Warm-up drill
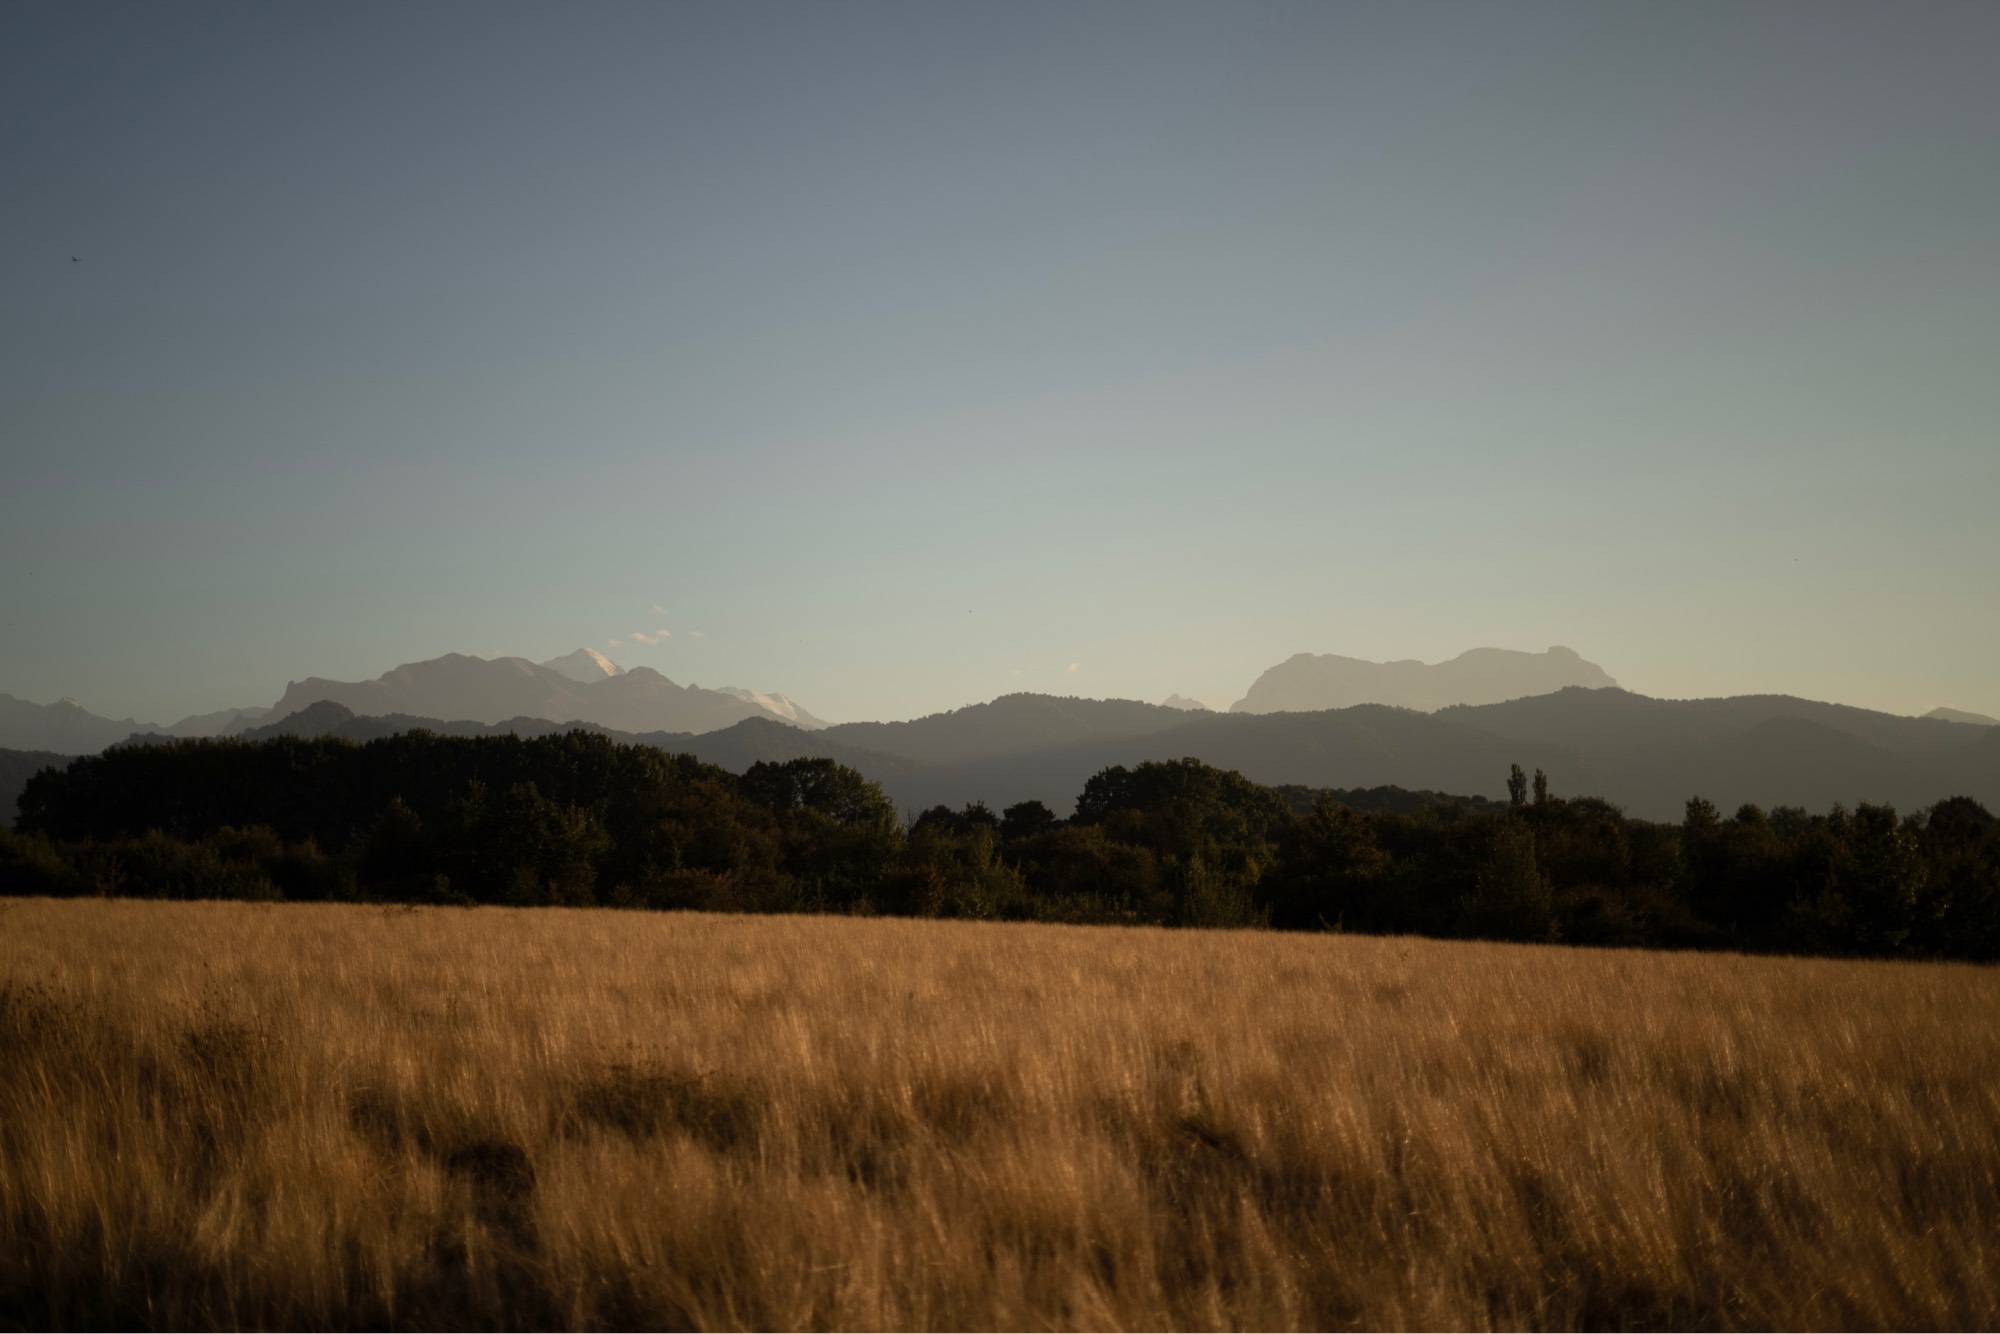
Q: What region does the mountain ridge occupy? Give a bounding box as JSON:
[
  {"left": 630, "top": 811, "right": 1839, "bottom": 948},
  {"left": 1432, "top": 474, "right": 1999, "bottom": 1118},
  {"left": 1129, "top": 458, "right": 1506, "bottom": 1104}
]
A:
[
  {"left": 0, "top": 649, "right": 833, "bottom": 753},
  {"left": 0, "top": 693, "right": 267, "bottom": 753},
  {"left": 258, "top": 651, "right": 842, "bottom": 736},
  {"left": 1233, "top": 646, "right": 1618, "bottom": 713}
]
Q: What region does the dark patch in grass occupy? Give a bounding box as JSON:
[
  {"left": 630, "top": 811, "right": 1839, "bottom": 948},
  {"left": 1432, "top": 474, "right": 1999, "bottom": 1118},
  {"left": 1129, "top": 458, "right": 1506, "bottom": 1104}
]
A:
[
  {"left": 910, "top": 1071, "right": 1011, "bottom": 1143},
  {"left": 1562, "top": 1029, "right": 1615, "bottom": 1086},
  {"left": 179, "top": 1018, "right": 269, "bottom": 1106},
  {"left": 344, "top": 1088, "right": 543, "bottom": 1250},
  {"left": 1665, "top": 1063, "right": 1756, "bottom": 1124},
  {"left": 561, "top": 1062, "right": 763, "bottom": 1155},
  {"left": 442, "top": 1137, "right": 538, "bottom": 1240},
  {"left": 344, "top": 1085, "right": 406, "bottom": 1154}
]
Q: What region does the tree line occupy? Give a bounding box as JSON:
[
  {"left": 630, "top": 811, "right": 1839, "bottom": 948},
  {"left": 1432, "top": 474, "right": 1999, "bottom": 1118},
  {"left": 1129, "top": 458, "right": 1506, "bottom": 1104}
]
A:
[{"left": 2, "top": 734, "right": 1995, "bottom": 960}]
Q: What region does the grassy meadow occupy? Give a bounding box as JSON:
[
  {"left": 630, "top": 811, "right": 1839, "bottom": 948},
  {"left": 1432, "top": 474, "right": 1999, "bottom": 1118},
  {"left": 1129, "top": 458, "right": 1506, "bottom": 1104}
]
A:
[{"left": 1, "top": 899, "right": 1996, "bottom": 1330}]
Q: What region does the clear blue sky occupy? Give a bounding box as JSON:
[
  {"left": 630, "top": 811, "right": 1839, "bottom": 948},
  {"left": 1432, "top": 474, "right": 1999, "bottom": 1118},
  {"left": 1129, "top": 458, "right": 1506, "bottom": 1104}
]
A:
[{"left": 4, "top": 0, "right": 1996, "bottom": 724}]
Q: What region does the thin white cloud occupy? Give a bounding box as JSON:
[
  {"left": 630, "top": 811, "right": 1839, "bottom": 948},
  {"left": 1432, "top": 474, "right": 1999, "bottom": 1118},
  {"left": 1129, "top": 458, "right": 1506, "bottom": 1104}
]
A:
[
  {"left": 629, "top": 629, "right": 672, "bottom": 645},
  {"left": 607, "top": 638, "right": 623, "bottom": 648},
  {"left": 690, "top": 630, "right": 706, "bottom": 639},
  {"left": 651, "top": 603, "right": 665, "bottom": 614},
  {"left": 1011, "top": 668, "right": 1023, "bottom": 677},
  {"left": 1066, "top": 662, "right": 1080, "bottom": 674}
]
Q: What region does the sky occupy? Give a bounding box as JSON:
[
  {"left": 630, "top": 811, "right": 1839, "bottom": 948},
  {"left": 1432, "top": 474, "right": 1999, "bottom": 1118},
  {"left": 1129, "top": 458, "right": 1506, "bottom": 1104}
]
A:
[{"left": 2, "top": 0, "right": 1996, "bottom": 725}]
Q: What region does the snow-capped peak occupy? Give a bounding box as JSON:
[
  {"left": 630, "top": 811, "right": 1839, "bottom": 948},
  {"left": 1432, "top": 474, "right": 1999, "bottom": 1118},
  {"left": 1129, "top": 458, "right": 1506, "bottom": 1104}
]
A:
[
  {"left": 716, "top": 687, "right": 829, "bottom": 730},
  {"left": 540, "top": 647, "right": 626, "bottom": 683}
]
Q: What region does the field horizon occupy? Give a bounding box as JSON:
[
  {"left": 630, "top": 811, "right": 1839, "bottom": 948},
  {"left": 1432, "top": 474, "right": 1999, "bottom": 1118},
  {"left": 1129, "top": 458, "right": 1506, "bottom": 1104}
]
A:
[{"left": 3, "top": 898, "right": 1995, "bottom": 1330}]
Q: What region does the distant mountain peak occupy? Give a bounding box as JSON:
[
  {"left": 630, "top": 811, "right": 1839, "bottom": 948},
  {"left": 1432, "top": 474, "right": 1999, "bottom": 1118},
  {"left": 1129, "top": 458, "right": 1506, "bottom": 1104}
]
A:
[
  {"left": 539, "top": 647, "right": 625, "bottom": 683},
  {"left": 1233, "top": 646, "right": 1617, "bottom": 714},
  {"left": 1161, "top": 694, "right": 1212, "bottom": 712}
]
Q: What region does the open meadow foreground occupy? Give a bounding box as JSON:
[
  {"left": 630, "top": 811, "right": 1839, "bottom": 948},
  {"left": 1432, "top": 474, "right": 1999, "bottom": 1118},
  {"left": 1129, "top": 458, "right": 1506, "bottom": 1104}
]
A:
[{"left": 2, "top": 900, "right": 1997, "bottom": 1331}]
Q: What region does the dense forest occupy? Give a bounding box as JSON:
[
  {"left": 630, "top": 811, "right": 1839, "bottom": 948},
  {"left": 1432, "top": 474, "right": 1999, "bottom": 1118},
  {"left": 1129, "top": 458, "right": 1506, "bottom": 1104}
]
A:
[{"left": 3, "top": 730, "right": 1996, "bottom": 961}]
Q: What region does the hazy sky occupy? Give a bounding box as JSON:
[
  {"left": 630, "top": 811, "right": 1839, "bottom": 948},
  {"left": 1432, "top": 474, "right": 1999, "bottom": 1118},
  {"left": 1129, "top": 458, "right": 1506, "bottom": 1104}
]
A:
[{"left": 4, "top": 0, "right": 1996, "bottom": 724}]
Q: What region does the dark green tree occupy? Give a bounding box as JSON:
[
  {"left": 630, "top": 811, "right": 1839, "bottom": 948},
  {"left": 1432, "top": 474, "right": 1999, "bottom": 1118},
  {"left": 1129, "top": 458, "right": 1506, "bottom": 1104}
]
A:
[
  {"left": 740, "top": 757, "right": 895, "bottom": 827},
  {"left": 1457, "top": 821, "right": 1557, "bottom": 942},
  {"left": 1913, "top": 797, "right": 2000, "bottom": 959},
  {"left": 1266, "top": 794, "right": 1391, "bottom": 930}
]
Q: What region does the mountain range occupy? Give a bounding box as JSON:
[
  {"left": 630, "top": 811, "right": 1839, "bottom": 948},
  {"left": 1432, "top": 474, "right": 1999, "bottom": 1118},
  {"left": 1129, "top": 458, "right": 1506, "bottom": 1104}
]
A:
[
  {"left": 0, "top": 694, "right": 267, "bottom": 754},
  {"left": 15, "top": 643, "right": 1992, "bottom": 758},
  {"left": 6, "top": 647, "right": 1997, "bottom": 827},
  {"left": 818, "top": 689, "right": 2000, "bottom": 821},
  {"left": 536, "top": 648, "right": 829, "bottom": 727},
  {"left": 0, "top": 650, "right": 825, "bottom": 753},
  {"left": 12, "top": 684, "right": 1989, "bottom": 829},
  {"left": 261, "top": 654, "right": 797, "bottom": 736}
]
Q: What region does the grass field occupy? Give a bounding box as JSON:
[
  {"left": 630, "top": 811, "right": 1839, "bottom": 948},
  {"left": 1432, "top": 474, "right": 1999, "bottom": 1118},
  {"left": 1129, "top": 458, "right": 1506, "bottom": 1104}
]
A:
[{"left": 1, "top": 899, "right": 1995, "bottom": 1330}]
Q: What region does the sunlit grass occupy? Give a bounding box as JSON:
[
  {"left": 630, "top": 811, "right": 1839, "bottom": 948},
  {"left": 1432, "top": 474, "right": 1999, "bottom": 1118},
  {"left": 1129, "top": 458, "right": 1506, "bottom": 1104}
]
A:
[{"left": 1, "top": 898, "right": 1995, "bottom": 1329}]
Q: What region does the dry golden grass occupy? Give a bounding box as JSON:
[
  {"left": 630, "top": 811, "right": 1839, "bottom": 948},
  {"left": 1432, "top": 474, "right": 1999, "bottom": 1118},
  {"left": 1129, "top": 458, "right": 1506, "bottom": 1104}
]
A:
[{"left": 1, "top": 899, "right": 1996, "bottom": 1330}]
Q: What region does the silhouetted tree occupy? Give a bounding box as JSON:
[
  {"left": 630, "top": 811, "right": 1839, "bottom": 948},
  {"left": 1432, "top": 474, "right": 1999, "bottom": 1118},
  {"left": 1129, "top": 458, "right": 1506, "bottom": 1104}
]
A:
[
  {"left": 1913, "top": 797, "right": 2000, "bottom": 959},
  {"left": 1000, "top": 800, "right": 1059, "bottom": 841}
]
